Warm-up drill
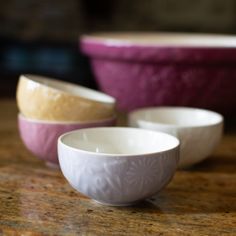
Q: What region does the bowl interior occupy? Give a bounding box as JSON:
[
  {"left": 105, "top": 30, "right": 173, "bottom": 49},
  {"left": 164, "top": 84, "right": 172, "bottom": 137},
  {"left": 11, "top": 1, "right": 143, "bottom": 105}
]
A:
[
  {"left": 21, "top": 74, "right": 115, "bottom": 104},
  {"left": 130, "top": 107, "right": 223, "bottom": 127},
  {"left": 83, "top": 33, "right": 236, "bottom": 48},
  {"left": 59, "top": 127, "right": 179, "bottom": 155}
]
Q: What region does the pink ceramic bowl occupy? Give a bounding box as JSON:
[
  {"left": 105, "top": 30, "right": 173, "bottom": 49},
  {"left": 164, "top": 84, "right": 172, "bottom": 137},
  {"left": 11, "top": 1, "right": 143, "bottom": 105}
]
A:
[
  {"left": 18, "top": 113, "right": 116, "bottom": 168},
  {"left": 81, "top": 33, "right": 236, "bottom": 115}
]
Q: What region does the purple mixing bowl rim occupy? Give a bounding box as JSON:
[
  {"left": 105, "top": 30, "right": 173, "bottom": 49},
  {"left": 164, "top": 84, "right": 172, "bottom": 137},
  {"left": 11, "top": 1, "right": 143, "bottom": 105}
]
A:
[{"left": 80, "top": 35, "right": 236, "bottom": 64}]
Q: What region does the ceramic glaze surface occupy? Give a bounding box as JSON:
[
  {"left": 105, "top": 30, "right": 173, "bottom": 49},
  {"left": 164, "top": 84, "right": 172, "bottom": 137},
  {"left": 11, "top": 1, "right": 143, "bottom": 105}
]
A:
[
  {"left": 81, "top": 33, "right": 236, "bottom": 114},
  {"left": 129, "top": 107, "right": 223, "bottom": 168},
  {"left": 18, "top": 114, "right": 116, "bottom": 165},
  {"left": 58, "top": 127, "right": 180, "bottom": 206},
  {"left": 17, "top": 74, "right": 116, "bottom": 121}
]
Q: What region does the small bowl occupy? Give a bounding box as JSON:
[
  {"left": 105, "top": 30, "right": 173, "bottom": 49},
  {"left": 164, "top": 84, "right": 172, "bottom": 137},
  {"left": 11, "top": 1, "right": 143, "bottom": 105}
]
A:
[
  {"left": 129, "top": 107, "right": 223, "bottom": 168},
  {"left": 58, "top": 127, "right": 180, "bottom": 206},
  {"left": 18, "top": 114, "right": 116, "bottom": 168},
  {"left": 81, "top": 32, "right": 236, "bottom": 115},
  {"left": 16, "top": 74, "right": 116, "bottom": 121}
]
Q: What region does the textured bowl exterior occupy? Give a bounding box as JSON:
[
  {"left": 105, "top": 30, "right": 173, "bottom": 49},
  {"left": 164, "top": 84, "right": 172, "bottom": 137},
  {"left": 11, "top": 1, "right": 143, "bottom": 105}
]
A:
[
  {"left": 81, "top": 40, "right": 236, "bottom": 115},
  {"left": 129, "top": 117, "right": 223, "bottom": 168},
  {"left": 18, "top": 115, "right": 116, "bottom": 165},
  {"left": 17, "top": 75, "right": 116, "bottom": 121},
  {"left": 58, "top": 143, "right": 179, "bottom": 206}
]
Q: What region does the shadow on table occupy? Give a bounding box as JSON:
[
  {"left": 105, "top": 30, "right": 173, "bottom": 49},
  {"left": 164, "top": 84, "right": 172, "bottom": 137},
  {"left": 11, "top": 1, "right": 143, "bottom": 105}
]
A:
[{"left": 183, "top": 154, "right": 236, "bottom": 174}]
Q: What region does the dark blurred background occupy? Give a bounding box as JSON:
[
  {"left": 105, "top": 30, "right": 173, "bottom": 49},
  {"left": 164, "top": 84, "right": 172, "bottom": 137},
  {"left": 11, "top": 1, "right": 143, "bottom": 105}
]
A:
[{"left": 1, "top": 0, "right": 236, "bottom": 97}]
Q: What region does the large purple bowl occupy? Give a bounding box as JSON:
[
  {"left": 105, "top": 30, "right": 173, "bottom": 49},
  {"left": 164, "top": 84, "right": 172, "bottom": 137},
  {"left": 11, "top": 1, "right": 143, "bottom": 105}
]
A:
[
  {"left": 18, "top": 114, "right": 116, "bottom": 168},
  {"left": 80, "top": 33, "right": 236, "bottom": 115}
]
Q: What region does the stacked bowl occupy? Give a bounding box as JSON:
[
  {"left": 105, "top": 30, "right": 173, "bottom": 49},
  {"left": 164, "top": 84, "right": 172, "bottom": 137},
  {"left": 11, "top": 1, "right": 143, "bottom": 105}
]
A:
[{"left": 17, "top": 74, "right": 116, "bottom": 168}]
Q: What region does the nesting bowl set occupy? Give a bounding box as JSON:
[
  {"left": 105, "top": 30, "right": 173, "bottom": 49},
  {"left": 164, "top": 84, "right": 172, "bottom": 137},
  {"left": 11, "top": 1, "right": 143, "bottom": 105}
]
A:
[
  {"left": 16, "top": 32, "right": 228, "bottom": 206},
  {"left": 17, "top": 74, "right": 116, "bottom": 168}
]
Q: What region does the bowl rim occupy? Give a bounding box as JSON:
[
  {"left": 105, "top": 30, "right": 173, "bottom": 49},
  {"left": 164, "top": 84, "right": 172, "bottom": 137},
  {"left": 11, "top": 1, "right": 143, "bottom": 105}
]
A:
[
  {"left": 18, "top": 113, "right": 116, "bottom": 125},
  {"left": 19, "top": 74, "right": 116, "bottom": 105},
  {"left": 129, "top": 106, "right": 224, "bottom": 129},
  {"left": 81, "top": 32, "right": 236, "bottom": 48},
  {"left": 58, "top": 127, "right": 180, "bottom": 157}
]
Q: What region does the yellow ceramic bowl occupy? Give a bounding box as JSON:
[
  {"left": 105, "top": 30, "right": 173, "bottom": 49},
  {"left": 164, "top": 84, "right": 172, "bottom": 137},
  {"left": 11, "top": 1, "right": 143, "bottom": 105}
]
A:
[{"left": 16, "top": 74, "right": 116, "bottom": 121}]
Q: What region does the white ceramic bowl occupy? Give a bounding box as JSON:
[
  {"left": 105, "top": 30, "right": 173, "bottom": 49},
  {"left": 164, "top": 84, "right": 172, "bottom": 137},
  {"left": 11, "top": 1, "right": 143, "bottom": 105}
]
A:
[
  {"left": 58, "top": 127, "right": 180, "bottom": 206},
  {"left": 129, "top": 107, "right": 224, "bottom": 168}
]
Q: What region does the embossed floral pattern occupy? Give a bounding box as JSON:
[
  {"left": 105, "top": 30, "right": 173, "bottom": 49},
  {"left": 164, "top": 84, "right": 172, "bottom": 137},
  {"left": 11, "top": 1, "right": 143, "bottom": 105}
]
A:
[
  {"left": 125, "top": 157, "right": 162, "bottom": 195},
  {"left": 59, "top": 145, "right": 179, "bottom": 205}
]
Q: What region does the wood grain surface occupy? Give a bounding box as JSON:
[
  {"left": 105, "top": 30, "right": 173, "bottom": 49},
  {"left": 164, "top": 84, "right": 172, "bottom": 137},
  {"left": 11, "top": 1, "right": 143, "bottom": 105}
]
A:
[{"left": 0, "top": 100, "right": 235, "bottom": 236}]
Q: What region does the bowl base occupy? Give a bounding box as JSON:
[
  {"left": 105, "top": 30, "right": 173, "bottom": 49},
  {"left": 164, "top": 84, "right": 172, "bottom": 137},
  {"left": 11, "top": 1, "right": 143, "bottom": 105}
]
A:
[
  {"left": 93, "top": 199, "right": 141, "bottom": 207},
  {"left": 46, "top": 162, "right": 60, "bottom": 169}
]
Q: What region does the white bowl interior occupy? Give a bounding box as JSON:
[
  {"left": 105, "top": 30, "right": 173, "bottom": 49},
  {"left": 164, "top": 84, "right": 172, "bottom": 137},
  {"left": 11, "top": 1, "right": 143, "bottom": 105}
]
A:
[
  {"left": 60, "top": 127, "right": 179, "bottom": 155},
  {"left": 84, "top": 32, "right": 236, "bottom": 48},
  {"left": 21, "top": 74, "right": 115, "bottom": 104},
  {"left": 130, "top": 107, "right": 223, "bottom": 127}
]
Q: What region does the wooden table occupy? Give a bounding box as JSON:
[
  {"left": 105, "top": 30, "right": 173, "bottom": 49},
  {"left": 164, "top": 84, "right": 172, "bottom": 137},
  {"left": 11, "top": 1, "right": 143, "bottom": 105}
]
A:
[{"left": 0, "top": 100, "right": 235, "bottom": 235}]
